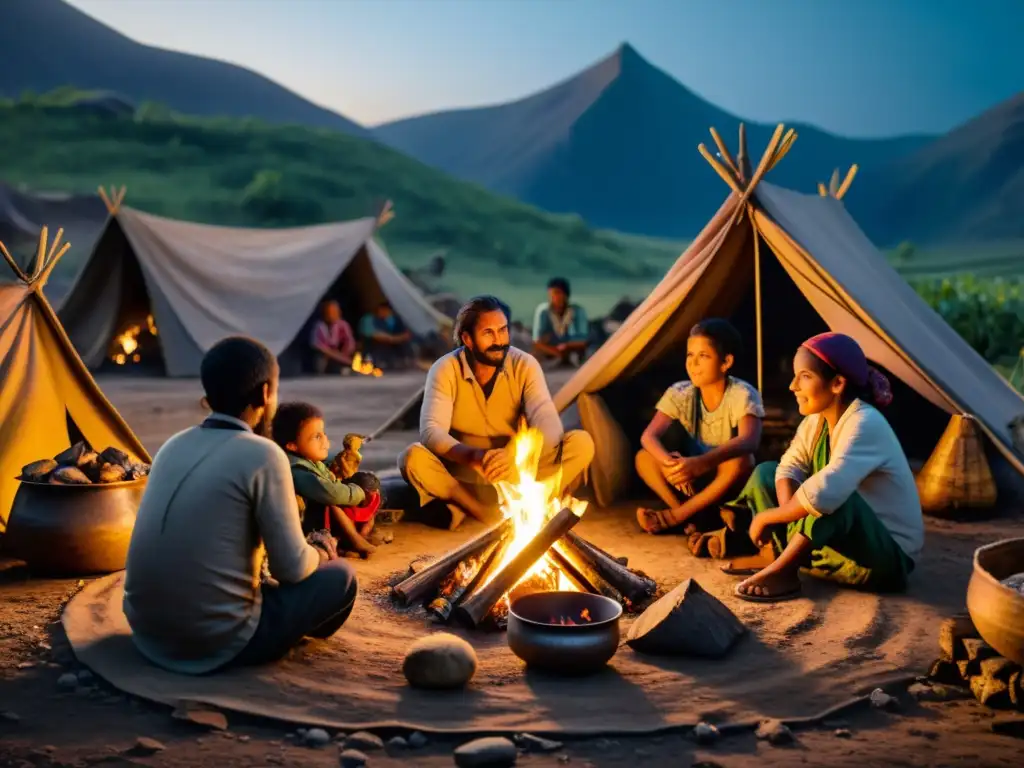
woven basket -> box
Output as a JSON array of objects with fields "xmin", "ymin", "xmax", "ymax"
[{"xmin": 917, "ymin": 414, "xmax": 997, "ymax": 517}]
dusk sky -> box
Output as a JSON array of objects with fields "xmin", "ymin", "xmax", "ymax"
[{"xmin": 67, "ymin": 0, "xmax": 1022, "ymax": 138}]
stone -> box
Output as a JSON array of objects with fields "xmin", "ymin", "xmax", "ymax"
[
  {"xmin": 755, "ymin": 719, "xmax": 794, "ymax": 745},
  {"xmin": 304, "ymin": 728, "xmax": 330, "ymax": 747},
  {"xmin": 340, "ymin": 749, "xmax": 368, "ymax": 767},
  {"xmin": 625, "ymin": 578, "xmax": 745, "ymax": 658},
  {"xmin": 869, "ymin": 688, "xmax": 900, "ymax": 711},
  {"xmin": 297, "ymin": 728, "xmax": 307, "ymax": 738},
  {"xmin": 834, "ymin": 728, "xmax": 852, "ymax": 738},
  {"xmin": 692, "ymin": 722, "xmax": 720, "ymax": 745},
  {"xmin": 57, "ymin": 672, "xmax": 79, "ymax": 690},
  {"xmin": 77, "ymin": 669, "xmax": 95, "ymax": 684},
  {"xmin": 21, "ymin": 458, "xmax": 58, "ymax": 481},
  {"xmin": 128, "ymin": 737, "xmax": 165, "ymax": 755},
  {"xmin": 402, "ymin": 633, "xmax": 478, "ymax": 690},
  {"xmin": 238, "ymin": 735, "xmax": 250, "ymax": 743},
  {"xmin": 171, "ymin": 703, "xmax": 228, "ymax": 730},
  {"xmin": 382, "ymin": 531, "xmax": 394, "ymax": 544},
  {"xmin": 386, "ymin": 736, "xmax": 408, "ymax": 751},
  {"xmin": 51, "ymin": 466, "xmax": 92, "ymax": 485},
  {"xmin": 408, "ymin": 731, "xmax": 429, "ymax": 749},
  {"xmin": 453, "ymin": 737, "xmax": 517, "ymax": 767},
  {"xmin": 938, "ymin": 614, "xmax": 978, "ymax": 660},
  {"xmin": 345, "ymin": 731, "xmax": 384, "ymax": 751},
  {"xmin": 514, "ymin": 733, "xmax": 563, "ymax": 753}
]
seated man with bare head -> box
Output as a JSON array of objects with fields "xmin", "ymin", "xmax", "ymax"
[{"xmin": 399, "ymin": 295, "xmax": 595, "ymax": 530}]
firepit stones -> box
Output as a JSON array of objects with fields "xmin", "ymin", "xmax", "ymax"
[{"xmin": 507, "ymin": 591, "xmax": 622, "ymax": 675}]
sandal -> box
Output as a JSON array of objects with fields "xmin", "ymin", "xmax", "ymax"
[
  {"xmin": 688, "ymin": 530, "xmax": 711, "ymax": 557},
  {"xmin": 637, "ymin": 507, "xmax": 676, "ymax": 534},
  {"xmin": 734, "ymin": 582, "xmax": 802, "ymax": 603}
]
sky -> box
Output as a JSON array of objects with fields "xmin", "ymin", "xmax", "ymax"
[{"xmin": 66, "ymin": 0, "xmax": 1023, "ymax": 138}]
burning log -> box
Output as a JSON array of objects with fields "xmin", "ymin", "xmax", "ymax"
[
  {"xmin": 454, "ymin": 506, "xmax": 583, "ymax": 629},
  {"xmin": 428, "ymin": 527, "xmax": 513, "ymax": 622},
  {"xmin": 563, "ymin": 533, "xmax": 656, "ymax": 605},
  {"xmin": 546, "ymin": 547, "xmax": 599, "ymax": 594},
  {"xmin": 550, "ymin": 539, "xmax": 624, "ymax": 604},
  {"xmin": 391, "ymin": 517, "xmax": 513, "ymax": 606},
  {"xmin": 563, "ymin": 531, "xmax": 628, "ymax": 567}
]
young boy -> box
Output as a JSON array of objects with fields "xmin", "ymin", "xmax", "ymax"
[
  {"xmin": 635, "ymin": 319, "xmax": 764, "ymax": 545},
  {"xmin": 272, "ymin": 402, "xmax": 382, "ymax": 557}
]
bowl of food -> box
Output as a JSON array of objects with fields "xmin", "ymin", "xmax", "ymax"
[
  {"xmin": 966, "ymin": 537, "xmax": 1024, "ymax": 665},
  {"xmin": 507, "ymin": 591, "xmax": 622, "ymax": 675},
  {"xmin": 4, "ymin": 443, "xmax": 151, "ymax": 577}
]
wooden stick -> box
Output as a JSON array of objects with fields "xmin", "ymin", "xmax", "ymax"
[
  {"xmin": 551, "ymin": 539, "xmax": 624, "ymax": 604},
  {"xmin": 836, "ymin": 165, "xmax": 858, "ymax": 199},
  {"xmin": 428, "ymin": 528, "xmax": 512, "ymax": 622},
  {"xmin": 0, "ymin": 239, "xmax": 29, "ymax": 284},
  {"xmin": 391, "ymin": 517, "xmax": 513, "ymax": 606},
  {"xmin": 567, "ymin": 535, "xmax": 656, "ymax": 605},
  {"xmin": 698, "ymin": 145, "xmax": 743, "ymax": 194},
  {"xmin": 545, "ymin": 547, "xmax": 595, "ymax": 593},
  {"xmin": 98, "ymin": 186, "xmax": 114, "ymax": 214},
  {"xmin": 754, "ymin": 228, "xmax": 763, "ymax": 394},
  {"xmin": 829, "ymin": 168, "xmax": 841, "ymax": 197},
  {"xmin": 709, "ymin": 128, "xmax": 739, "ymax": 178},
  {"xmin": 737, "ymin": 123, "xmax": 751, "ymax": 182},
  {"xmin": 818, "ymin": 182, "xmax": 829, "ymax": 197},
  {"xmin": 454, "ymin": 507, "xmax": 583, "ymax": 628},
  {"xmin": 33, "ymin": 226, "xmax": 49, "ymax": 281},
  {"xmin": 769, "ymin": 128, "xmax": 797, "ymax": 171},
  {"xmin": 563, "ymin": 532, "xmax": 628, "ymax": 568}
]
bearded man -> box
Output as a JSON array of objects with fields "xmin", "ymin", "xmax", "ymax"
[
  {"xmin": 399, "ymin": 295, "xmax": 594, "ymax": 530},
  {"xmin": 123, "ymin": 337, "xmax": 357, "ymax": 674}
]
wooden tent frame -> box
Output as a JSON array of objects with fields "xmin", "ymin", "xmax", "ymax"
[
  {"xmin": 817, "ymin": 166, "xmax": 858, "ymax": 200},
  {"xmin": 98, "ymin": 185, "xmax": 127, "ymax": 216},
  {"xmin": 0, "ymin": 224, "xmax": 70, "ymax": 289},
  {"xmin": 697, "ymin": 122, "xmax": 797, "ymax": 394}
]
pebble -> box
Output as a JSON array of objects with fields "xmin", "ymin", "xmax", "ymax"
[
  {"xmin": 454, "ymin": 737, "xmax": 518, "ymax": 767},
  {"xmin": 171, "ymin": 704, "xmax": 228, "ymax": 730},
  {"xmin": 129, "ymin": 737, "xmax": 165, "ymax": 755},
  {"xmin": 334, "ymin": 731, "xmax": 348, "ymax": 742},
  {"xmin": 305, "ymin": 728, "xmax": 331, "ymax": 747},
  {"xmin": 238, "ymin": 735, "xmax": 251, "ymax": 743},
  {"xmin": 297, "ymin": 728, "xmax": 308, "ymax": 738},
  {"xmin": 755, "ymin": 719, "xmax": 794, "ymax": 745},
  {"xmin": 869, "ymin": 688, "xmax": 900, "ymax": 711},
  {"xmin": 834, "ymin": 728, "xmax": 852, "ymax": 739},
  {"xmin": 514, "ymin": 733, "xmax": 563, "ymax": 753},
  {"xmin": 402, "ymin": 633, "xmax": 478, "ymax": 690},
  {"xmin": 77, "ymin": 669, "xmax": 95, "ymax": 684},
  {"xmin": 408, "ymin": 731, "xmax": 429, "ymax": 749},
  {"xmin": 340, "ymin": 749, "xmax": 368, "ymax": 767},
  {"xmin": 693, "ymin": 722, "xmax": 720, "ymax": 745},
  {"xmin": 382, "ymin": 531, "xmax": 394, "ymax": 544},
  {"xmin": 56, "ymin": 672, "xmax": 79, "ymax": 691},
  {"xmin": 386, "ymin": 735, "xmax": 408, "ymax": 751},
  {"xmin": 345, "ymin": 731, "xmax": 384, "ymax": 751}
]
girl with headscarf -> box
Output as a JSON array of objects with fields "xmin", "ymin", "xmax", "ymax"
[{"xmin": 722, "ymin": 333, "xmax": 924, "ymax": 603}]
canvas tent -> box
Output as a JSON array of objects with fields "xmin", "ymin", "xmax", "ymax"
[
  {"xmin": 56, "ymin": 190, "xmax": 451, "ymax": 377},
  {"xmin": 0, "ymin": 227, "xmax": 150, "ymax": 533},
  {"xmin": 547, "ymin": 124, "xmax": 1024, "ymax": 506}
]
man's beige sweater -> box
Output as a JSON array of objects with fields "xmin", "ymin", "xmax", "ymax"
[{"xmin": 123, "ymin": 415, "xmax": 321, "ymax": 674}]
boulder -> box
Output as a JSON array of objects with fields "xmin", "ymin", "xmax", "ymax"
[
  {"xmin": 453, "ymin": 737, "xmax": 517, "ymax": 767},
  {"xmin": 402, "ymin": 633, "xmax": 477, "ymax": 689},
  {"xmin": 625, "ymin": 578, "xmax": 745, "ymax": 657}
]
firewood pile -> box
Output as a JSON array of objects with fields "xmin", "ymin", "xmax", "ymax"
[
  {"xmin": 19, "ymin": 442, "xmax": 151, "ymax": 485},
  {"xmin": 927, "ymin": 613, "xmax": 1024, "ymax": 710},
  {"xmin": 391, "ymin": 508, "xmax": 657, "ymax": 631}
]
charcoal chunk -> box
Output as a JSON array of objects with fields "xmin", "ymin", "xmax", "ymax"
[
  {"xmin": 50, "ymin": 466, "xmax": 92, "ymax": 485},
  {"xmin": 99, "ymin": 447, "xmax": 132, "ymax": 469},
  {"xmin": 20, "ymin": 459, "xmax": 57, "ymax": 482}
]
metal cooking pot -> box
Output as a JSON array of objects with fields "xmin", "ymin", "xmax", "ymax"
[
  {"xmin": 507, "ymin": 591, "xmax": 622, "ymax": 675},
  {"xmin": 3, "ymin": 477, "xmax": 147, "ymax": 577},
  {"xmin": 967, "ymin": 537, "xmax": 1024, "ymax": 666}
]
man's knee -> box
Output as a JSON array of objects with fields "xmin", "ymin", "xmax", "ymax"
[
  {"xmin": 317, "ymin": 558, "xmax": 359, "ymax": 605},
  {"xmin": 398, "ymin": 442, "xmax": 436, "ymax": 479},
  {"xmin": 563, "ymin": 429, "xmax": 595, "ymax": 467}
]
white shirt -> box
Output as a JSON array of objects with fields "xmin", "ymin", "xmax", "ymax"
[
  {"xmin": 655, "ymin": 377, "xmax": 765, "ymax": 450},
  {"xmin": 776, "ymin": 399, "xmax": 924, "ymax": 561}
]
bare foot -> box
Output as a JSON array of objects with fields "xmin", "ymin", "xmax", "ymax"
[
  {"xmin": 720, "ymin": 545, "xmax": 776, "ymax": 574},
  {"xmin": 446, "ymin": 504, "xmax": 467, "ymax": 531},
  {"xmin": 349, "ymin": 536, "xmax": 377, "ymax": 557},
  {"xmin": 637, "ymin": 507, "xmax": 677, "ymax": 534},
  {"xmin": 735, "ymin": 567, "xmax": 801, "ymax": 601}
]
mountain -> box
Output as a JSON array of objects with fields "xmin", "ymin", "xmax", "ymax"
[
  {"xmin": 0, "ymin": 0, "xmax": 367, "ymax": 136},
  {"xmin": 849, "ymin": 91, "xmax": 1024, "ymax": 246},
  {"xmin": 375, "ymin": 44, "xmax": 934, "ymax": 238}
]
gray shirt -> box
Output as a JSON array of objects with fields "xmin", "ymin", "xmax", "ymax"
[{"xmin": 122, "ymin": 414, "xmax": 321, "ymax": 674}]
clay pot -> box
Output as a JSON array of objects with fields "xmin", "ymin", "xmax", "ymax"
[
  {"xmin": 966, "ymin": 537, "xmax": 1024, "ymax": 665},
  {"xmin": 3, "ymin": 477, "xmax": 147, "ymax": 577},
  {"xmin": 507, "ymin": 591, "xmax": 622, "ymax": 675}
]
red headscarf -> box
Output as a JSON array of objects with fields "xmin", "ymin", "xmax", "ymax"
[{"xmin": 800, "ymin": 332, "xmax": 893, "ymax": 407}]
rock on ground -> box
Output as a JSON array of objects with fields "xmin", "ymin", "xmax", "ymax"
[
  {"xmin": 402, "ymin": 632, "xmax": 478, "ymax": 690},
  {"xmin": 514, "ymin": 733, "xmax": 562, "ymax": 753},
  {"xmin": 345, "ymin": 731, "xmax": 384, "ymax": 751},
  {"xmin": 408, "ymin": 731, "xmax": 429, "ymax": 749},
  {"xmin": 454, "ymin": 736, "xmax": 518, "ymax": 767},
  {"xmin": 693, "ymin": 722, "xmax": 720, "ymax": 744},
  {"xmin": 755, "ymin": 719, "xmax": 794, "ymax": 745},
  {"xmin": 304, "ymin": 727, "xmax": 330, "ymax": 747},
  {"xmin": 340, "ymin": 748, "xmax": 369, "ymax": 767}
]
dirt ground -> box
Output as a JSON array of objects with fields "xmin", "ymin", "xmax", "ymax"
[{"xmin": 2, "ymin": 372, "xmax": 1023, "ymax": 765}]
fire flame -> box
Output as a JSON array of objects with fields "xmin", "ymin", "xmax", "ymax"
[
  {"xmin": 111, "ymin": 315, "xmax": 158, "ymax": 366},
  {"xmin": 351, "ymin": 352, "xmax": 383, "ymax": 378},
  {"xmin": 480, "ymin": 425, "xmax": 588, "ymax": 608}
]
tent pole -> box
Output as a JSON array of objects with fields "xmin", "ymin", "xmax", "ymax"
[{"xmin": 753, "ymin": 221, "xmax": 763, "ymax": 394}]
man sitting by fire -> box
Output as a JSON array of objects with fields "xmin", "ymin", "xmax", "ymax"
[
  {"xmin": 310, "ymin": 299, "xmax": 356, "ymax": 374},
  {"xmin": 532, "ymin": 277, "xmax": 590, "ymax": 367},
  {"xmin": 122, "ymin": 337, "xmax": 358, "ymax": 673},
  {"xmin": 399, "ymin": 295, "xmax": 595, "ymax": 530},
  {"xmin": 358, "ymin": 301, "xmax": 415, "ymax": 370}
]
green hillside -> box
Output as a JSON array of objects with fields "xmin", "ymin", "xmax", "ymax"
[{"xmin": 0, "ymin": 95, "xmax": 682, "ymax": 289}]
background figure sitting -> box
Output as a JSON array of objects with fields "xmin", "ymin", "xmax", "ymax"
[
  {"xmin": 358, "ymin": 302, "xmax": 414, "ymax": 370},
  {"xmin": 310, "ymin": 299, "xmax": 355, "ymax": 374},
  {"xmin": 532, "ymin": 276, "xmax": 589, "ymax": 367}
]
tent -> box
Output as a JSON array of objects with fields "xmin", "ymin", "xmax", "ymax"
[
  {"xmin": 0, "ymin": 227, "xmax": 150, "ymax": 533},
  {"xmin": 56, "ymin": 189, "xmax": 451, "ymax": 377},
  {"xmin": 549, "ymin": 124, "xmax": 1024, "ymax": 505}
]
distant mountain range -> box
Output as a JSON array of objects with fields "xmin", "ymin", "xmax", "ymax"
[
  {"xmin": 2, "ymin": 2, "xmax": 1021, "ymax": 247},
  {"xmin": 374, "ymin": 45, "xmax": 936, "ymax": 240},
  {"xmin": 0, "ymin": 0, "xmax": 368, "ymax": 136}
]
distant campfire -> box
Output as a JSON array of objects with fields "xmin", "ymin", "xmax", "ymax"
[
  {"xmin": 351, "ymin": 352, "xmax": 383, "ymax": 377},
  {"xmin": 109, "ymin": 314, "xmax": 158, "ymax": 366}
]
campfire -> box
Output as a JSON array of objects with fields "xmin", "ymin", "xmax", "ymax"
[
  {"xmin": 392, "ymin": 426, "xmax": 656, "ymax": 630},
  {"xmin": 351, "ymin": 352, "xmax": 383, "ymax": 377},
  {"xmin": 110, "ymin": 315, "xmax": 158, "ymax": 366}
]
